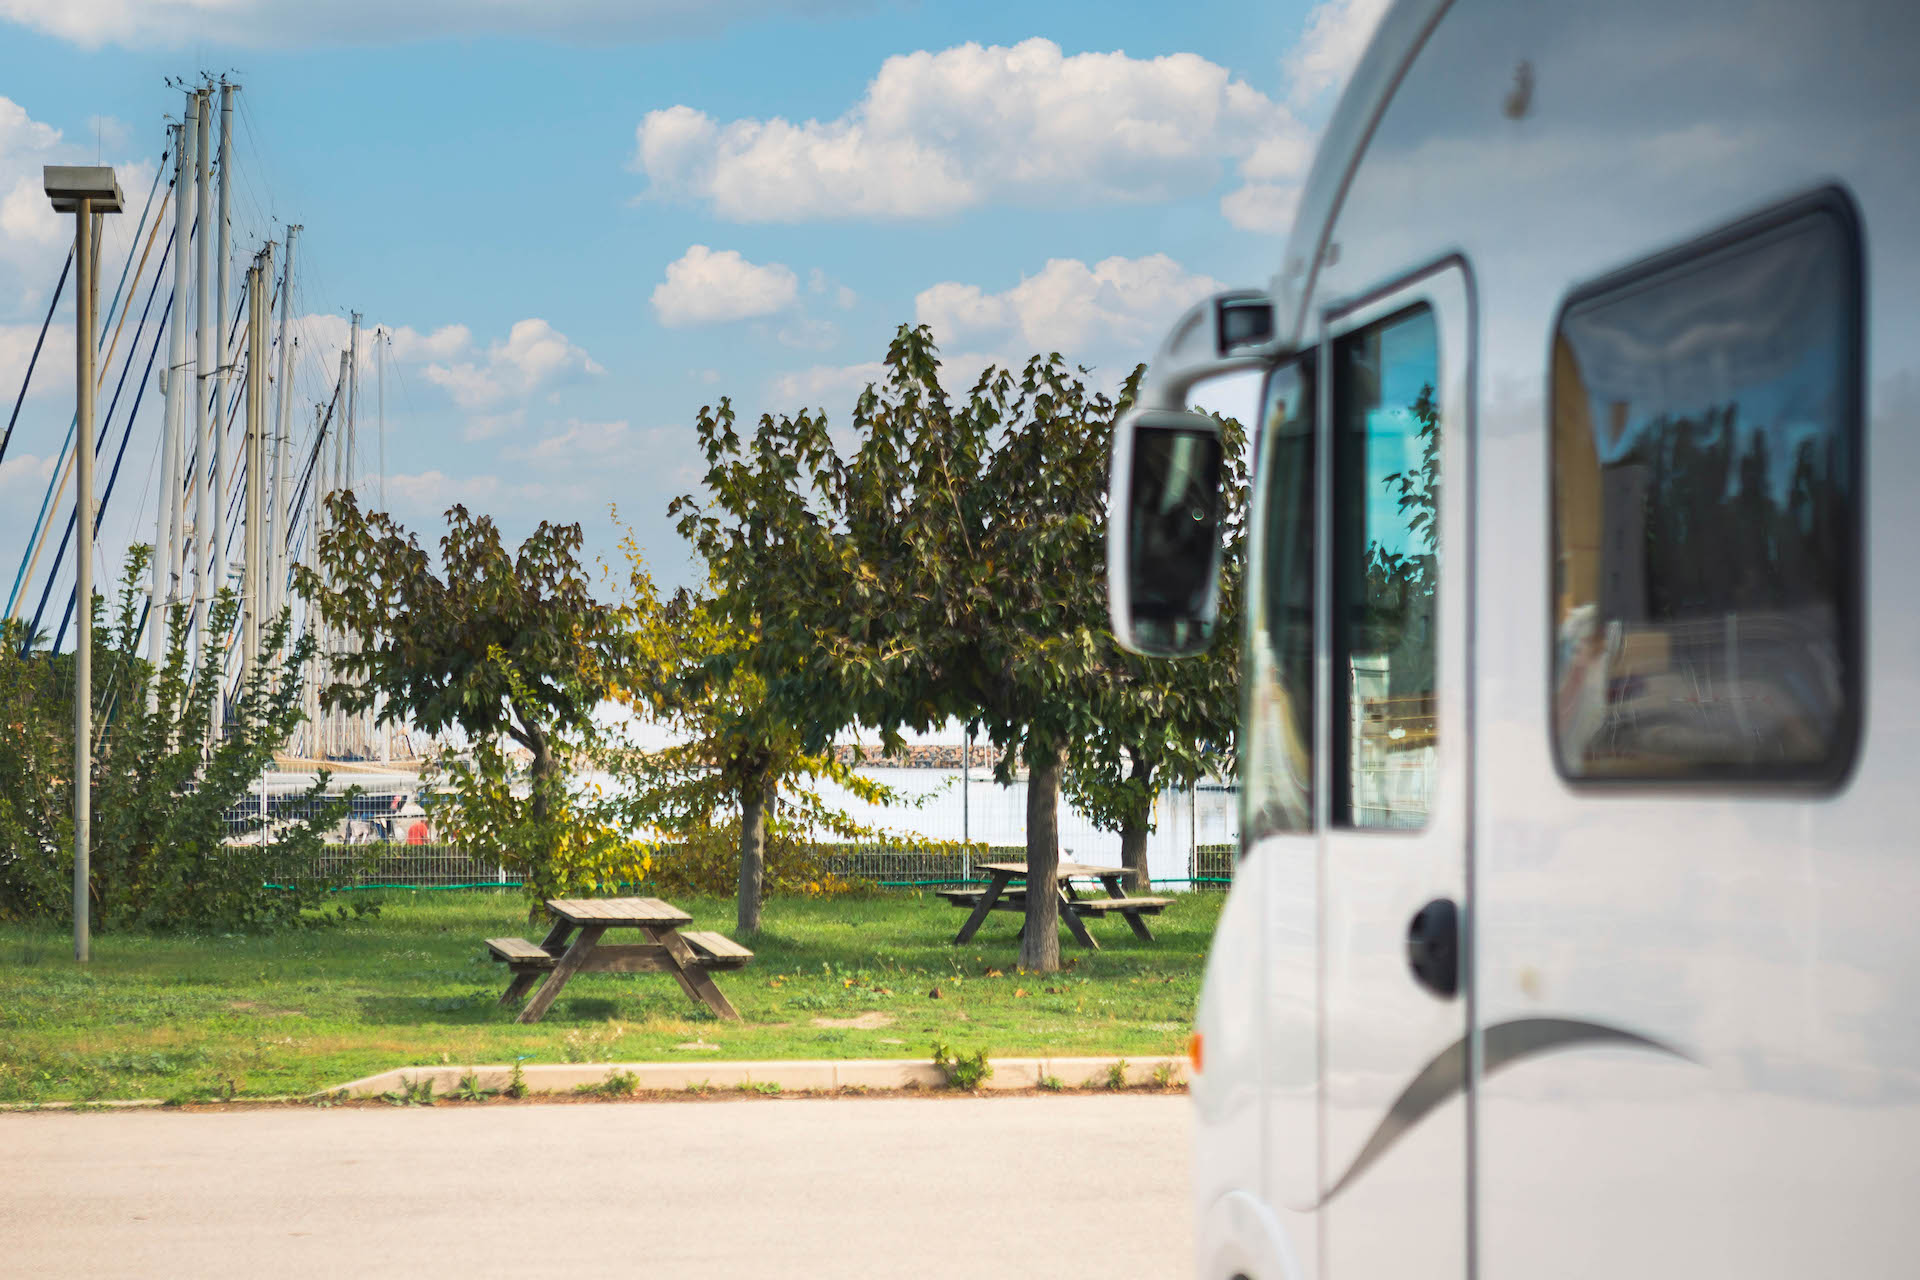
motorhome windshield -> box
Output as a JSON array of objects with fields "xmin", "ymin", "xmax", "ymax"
[{"xmin": 1244, "ymin": 359, "xmax": 1316, "ymax": 840}]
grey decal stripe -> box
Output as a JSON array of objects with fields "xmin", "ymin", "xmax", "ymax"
[{"xmin": 1317, "ymin": 1017, "xmax": 1688, "ymax": 1205}]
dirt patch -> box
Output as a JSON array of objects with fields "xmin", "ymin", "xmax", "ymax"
[
  {"xmin": 227, "ymin": 1002, "xmax": 300, "ymax": 1017},
  {"xmin": 673, "ymin": 1041, "xmax": 722, "ymax": 1052},
  {"xmin": 809, "ymin": 1012, "xmax": 894, "ymax": 1030}
]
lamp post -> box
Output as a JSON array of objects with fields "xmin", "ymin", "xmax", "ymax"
[{"xmin": 44, "ymin": 165, "xmax": 123, "ymax": 965}]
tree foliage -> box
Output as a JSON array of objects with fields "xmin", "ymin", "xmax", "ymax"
[
  {"xmin": 643, "ymin": 409, "xmax": 906, "ymax": 931},
  {"xmin": 297, "ymin": 497, "xmax": 646, "ymax": 907},
  {"xmin": 765, "ymin": 325, "xmax": 1138, "ymax": 972},
  {"xmin": 1066, "ymin": 408, "xmax": 1249, "ymax": 892}
]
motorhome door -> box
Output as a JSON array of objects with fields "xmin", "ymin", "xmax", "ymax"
[{"xmin": 1315, "ymin": 261, "xmax": 1473, "ymax": 1276}]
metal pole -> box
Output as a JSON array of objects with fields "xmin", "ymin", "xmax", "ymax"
[
  {"xmin": 377, "ymin": 328, "xmax": 386, "ymax": 513},
  {"xmin": 961, "ymin": 726, "xmax": 971, "ymax": 882},
  {"xmin": 331, "ymin": 348, "xmax": 350, "ymax": 757},
  {"xmin": 345, "ymin": 315, "xmax": 361, "ymax": 759},
  {"xmin": 306, "ymin": 401, "xmax": 323, "ymax": 756},
  {"xmin": 191, "ymin": 89, "xmax": 213, "ymax": 695},
  {"xmin": 73, "ymin": 198, "xmax": 95, "ymax": 964},
  {"xmin": 149, "ymin": 120, "xmax": 189, "ymax": 689},
  {"xmin": 346, "ymin": 313, "xmax": 359, "ymax": 498},
  {"xmin": 377, "ymin": 329, "xmax": 388, "ymax": 764},
  {"xmin": 169, "ymin": 99, "xmax": 197, "ymax": 622},
  {"xmin": 272, "ymin": 225, "xmax": 298, "ymax": 622},
  {"xmin": 242, "ymin": 253, "xmax": 265, "ymax": 677},
  {"xmin": 213, "ymin": 82, "xmax": 234, "ymax": 608}
]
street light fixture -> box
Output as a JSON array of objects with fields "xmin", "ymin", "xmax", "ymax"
[{"xmin": 44, "ymin": 165, "xmax": 123, "ymax": 965}]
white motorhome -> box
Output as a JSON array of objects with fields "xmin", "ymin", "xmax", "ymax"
[{"xmin": 1106, "ymin": 2, "xmax": 1919, "ymax": 1276}]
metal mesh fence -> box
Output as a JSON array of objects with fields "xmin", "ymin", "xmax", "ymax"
[{"xmin": 233, "ymin": 767, "xmax": 1243, "ymax": 890}]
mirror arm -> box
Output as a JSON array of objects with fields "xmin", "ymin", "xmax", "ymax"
[{"xmin": 1134, "ymin": 288, "xmax": 1281, "ymax": 412}]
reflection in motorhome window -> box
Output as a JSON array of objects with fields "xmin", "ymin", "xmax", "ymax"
[
  {"xmin": 1552, "ymin": 202, "xmax": 1859, "ymax": 781},
  {"xmin": 1335, "ymin": 307, "xmax": 1440, "ymax": 829},
  {"xmin": 1246, "ymin": 359, "xmax": 1315, "ymax": 839}
]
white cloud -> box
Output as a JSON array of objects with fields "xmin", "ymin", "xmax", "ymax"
[
  {"xmin": 423, "ymin": 318, "xmax": 602, "ymax": 410},
  {"xmin": 915, "ymin": 254, "xmax": 1223, "ymax": 358},
  {"xmin": 383, "ymin": 467, "xmax": 591, "ymax": 516},
  {"xmin": 776, "ymin": 315, "xmax": 839, "ymax": 351},
  {"xmin": 633, "ymin": 38, "xmax": 1311, "ymax": 226},
  {"xmin": 503, "ymin": 417, "xmax": 641, "ymax": 464},
  {"xmin": 0, "ymin": 449, "xmax": 55, "ymax": 492},
  {"xmin": 0, "ymin": 96, "xmax": 155, "ymax": 313},
  {"xmin": 1284, "ymin": 0, "xmax": 1391, "ymax": 107},
  {"xmin": 808, "ymin": 268, "xmax": 857, "ymax": 310},
  {"xmin": 290, "ymin": 313, "xmax": 594, "ymax": 413},
  {"xmin": 651, "ymin": 244, "xmax": 798, "ymax": 327},
  {"xmin": 1220, "ymin": 182, "xmax": 1302, "ymax": 233},
  {"xmin": 0, "ymin": 0, "xmax": 869, "ymax": 49},
  {"xmin": 460, "ymin": 409, "xmax": 524, "ymax": 444},
  {"xmin": 769, "ymin": 361, "xmax": 886, "ymax": 407},
  {"xmin": 0, "ymin": 319, "xmax": 72, "ymax": 400},
  {"xmin": 294, "ymin": 313, "xmax": 471, "ymax": 374},
  {"xmin": 387, "ymin": 323, "xmax": 470, "ymax": 362}
]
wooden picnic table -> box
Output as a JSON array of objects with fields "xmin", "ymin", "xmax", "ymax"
[
  {"xmin": 941, "ymin": 860, "xmax": 1172, "ymax": 950},
  {"xmin": 487, "ymin": 897, "xmax": 753, "ymax": 1025}
]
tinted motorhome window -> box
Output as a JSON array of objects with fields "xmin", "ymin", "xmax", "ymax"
[
  {"xmin": 1552, "ymin": 202, "xmax": 1860, "ymax": 782},
  {"xmin": 1335, "ymin": 307, "xmax": 1440, "ymax": 829},
  {"xmin": 1245, "ymin": 359, "xmax": 1315, "ymax": 839}
]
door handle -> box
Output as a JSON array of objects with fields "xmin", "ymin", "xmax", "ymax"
[{"xmin": 1406, "ymin": 898, "xmax": 1460, "ymax": 999}]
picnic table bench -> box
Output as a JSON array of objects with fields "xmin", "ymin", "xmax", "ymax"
[
  {"xmin": 944, "ymin": 861, "xmax": 1172, "ymax": 949},
  {"xmin": 487, "ymin": 896, "xmax": 753, "ymax": 1024}
]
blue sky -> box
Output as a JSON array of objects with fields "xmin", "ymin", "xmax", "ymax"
[{"xmin": 0, "ymin": 0, "xmax": 1385, "ymax": 616}]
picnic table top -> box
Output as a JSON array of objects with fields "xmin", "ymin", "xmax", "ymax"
[
  {"xmin": 545, "ymin": 896, "xmax": 693, "ymax": 928},
  {"xmin": 974, "ymin": 860, "xmax": 1129, "ymax": 880}
]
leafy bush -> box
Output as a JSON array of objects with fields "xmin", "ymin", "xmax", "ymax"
[
  {"xmin": 0, "ymin": 548, "xmax": 351, "ymax": 931},
  {"xmin": 932, "ymin": 1041, "xmax": 993, "ymax": 1091}
]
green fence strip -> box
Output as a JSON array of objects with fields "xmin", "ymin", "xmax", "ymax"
[{"xmin": 264, "ymin": 875, "xmax": 1234, "ymax": 893}]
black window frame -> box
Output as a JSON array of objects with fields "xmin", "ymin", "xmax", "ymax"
[{"xmin": 1546, "ymin": 185, "xmax": 1866, "ymax": 791}]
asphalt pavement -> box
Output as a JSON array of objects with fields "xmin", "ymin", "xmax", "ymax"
[{"xmin": 5, "ymin": 1093, "xmax": 1191, "ymax": 1279}]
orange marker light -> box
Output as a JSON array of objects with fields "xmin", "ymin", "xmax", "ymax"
[{"xmin": 1188, "ymin": 1031, "xmax": 1204, "ymax": 1074}]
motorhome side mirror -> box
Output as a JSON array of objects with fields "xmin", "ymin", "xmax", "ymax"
[{"xmin": 1108, "ymin": 408, "xmax": 1226, "ymax": 657}]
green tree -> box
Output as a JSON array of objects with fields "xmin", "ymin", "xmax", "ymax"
[
  {"xmin": 660, "ymin": 406, "xmax": 890, "ymax": 934},
  {"xmin": 1067, "ymin": 410, "xmax": 1249, "ymax": 893},
  {"xmin": 600, "ymin": 527, "xmax": 908, "ymax": 915},
  {"xmin": 781, "ymin": 325, "xmax": 1132, "ymax": 973},
  {"xmin": 296, "ymin": 497, "xmax": 645, "ymax": 908}
]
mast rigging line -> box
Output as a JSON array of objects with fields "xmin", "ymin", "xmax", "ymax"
[
  {"xmin": 53, "ymin": 285, "xmax": 176, "ymax": 654},
  {"xmin": 30, "ymin": 224, "xmax": 176, "ymax": 647},
  {"xmin": 5, "ymin": 174, "xmax": 171, "ymax": 621},
  {"xmin": 0, "ymin": 247, "xmax": 73, "ymax": 474}
]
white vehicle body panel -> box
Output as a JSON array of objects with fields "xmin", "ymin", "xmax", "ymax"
[{"xmin": 1182, "ymin": 0, "xmax": 1920, "ymax": 1275}]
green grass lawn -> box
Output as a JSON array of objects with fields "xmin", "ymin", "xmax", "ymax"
[{"xmin": 0, "ymin": 888, "xmax": 1221, "ymax": 1104}]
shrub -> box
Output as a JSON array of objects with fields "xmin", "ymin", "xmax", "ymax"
[
  {"xmin": 932, "ymin": 1041, "xmax": 993, "ymax": 1091},
  {"xmin": 0, "ymin": 549, "xmax": 352, "ymax": 932}
]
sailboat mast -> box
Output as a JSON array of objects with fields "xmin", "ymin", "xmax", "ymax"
[
  {"xmin": 242, "ymin": 250, "xmax": 266, "ymax": 676},
  {"xmin": 191, "ymin": 87, "xmax": 213, "ymax": 683},
  {"xmin": 148, "ymin": 115, "xmax": 190, "ymax": 688},
  {"xmin": 272, "ymin": 225, "xmax": 298, "ymax": 622},
  {"xmin": 213, "ymin": 81, "xmax": 235, "ymax": 608}
]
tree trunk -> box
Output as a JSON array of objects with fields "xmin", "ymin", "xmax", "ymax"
[
  {"xmin": 736, "ymin": 767, "xmax": 770, "ymax": 937},
  {"xmin": 1120, "ymin": 756, "xmax": 1155, "ymax": 895},
  {"xmin": 1018, "ymin": 738, "xmax": 1065, "ymax": 974},
  {"xmin": 526, "ymin": 729, "xmax": 555, "ymax": 924}
]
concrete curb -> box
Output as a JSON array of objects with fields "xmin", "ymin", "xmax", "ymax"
[{"xmin": 325, "ymin": 1056, "xmax": 1188, "ymax": 1099}]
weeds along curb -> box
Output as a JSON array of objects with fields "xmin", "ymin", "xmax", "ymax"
[
  {"xmin": 324, "ymin": 1056, "xmax": 1189, "ymax": 1101},
  {"xmin": 0, "ymin": 1059, "xmax": 1189, "ymax": 1111}
]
